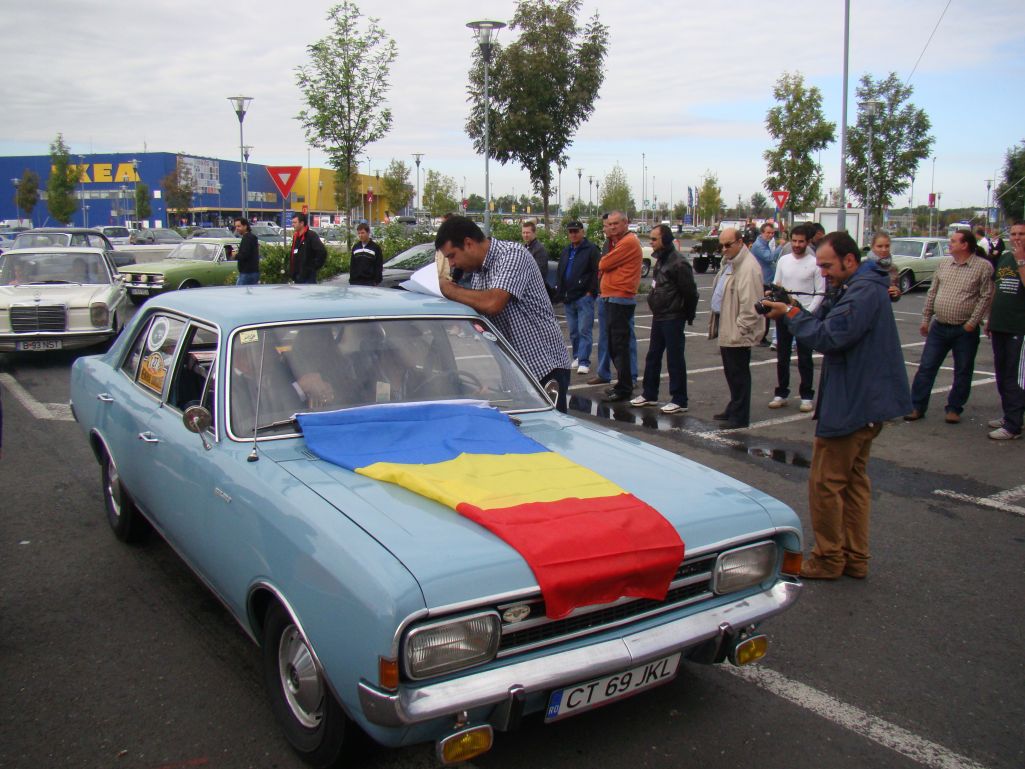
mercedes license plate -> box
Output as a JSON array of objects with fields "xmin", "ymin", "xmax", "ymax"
[
  {"xmin": 129, "ymin": 288, "xmax": 149, "ymax": 296},
  {"xmin": 545, "ymin": 652, "xmax": 681, "ymax": 722},
  {"xmin": 16, "ymin": 339, "xmax": 62, "ymax": 351}
]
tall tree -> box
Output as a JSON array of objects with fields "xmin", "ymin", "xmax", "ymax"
[
  {"xmin": 465, "ymin": 0, "xmax": 609, "ymax": 226},
  {"xmin": 750, "ymin": 192, "xmax": 768, "ymax": 216},
  {"xmin": 763, "ymin": 72, "xmax": 835, "ymax": 214},
  {"xmin": 466, "ymin": 193, "xmax": 486, "ymax": 213},
  {"xmin": 16, "ymin": 169, "xmax": 40, "ymax": 223},
  {"xmin": 161, "ymin": 159, "xmax": 195, "ymax": 226},
  {"xmin": 995, "ymin": 139, "xmax": 1025, "ymax": 223},
  {"xmin": 47, "ymin": 133, "xmax": 79, "ymax": 225},
  {"xmin": 422, "ymin": 170, "xmax": 458, "ymax": 216},
  {"xmin": 844, "ymin": 72, "xmax": 934, "ymax": 229},
  {"xmin": 135, "ymin": 182, "xmax": 152, "ymax": 222},
  {"xmin": 296, "ymin": 1, "xmax": 397, "ymax": 246},
  {"xmin": 599, "ymin": 164, "xmax": 634, "ymax": 216},
  {"xmin": 696, "ymin": 173, "xmax": 723, "ymax": 225},
  {"xmin": 381, "ymin": 158, "xmax": 413, "ymax": 216}
]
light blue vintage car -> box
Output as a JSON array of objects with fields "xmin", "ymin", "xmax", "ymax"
[{"xmin": 70, "ymin": 284, "xmax": 803, "ymax": 767}]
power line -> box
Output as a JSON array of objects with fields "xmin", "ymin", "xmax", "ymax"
[{"xmin": 904, "ymin": 0, "xmax": 953, "ymax": 86}]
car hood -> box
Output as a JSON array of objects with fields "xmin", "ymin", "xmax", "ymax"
[
  {"xmin": 275, "ymin": 414, "xmax": 785, "ymax": 609},
  {"xmin": 0, "ymin": 283, "xmax": 112, "ymax": 305},
  {"xmin": 119, "ymin": 259, "xmax": 207, "ymax": 274}
]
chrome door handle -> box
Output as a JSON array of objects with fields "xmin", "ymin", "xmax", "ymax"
[
  {"xmin": 138, "ymin": 432, "xmax": 160, "ymax": 443},
  {"xmin": 97, "ymin": 393, "xmax": 114, "ymax": 403}
]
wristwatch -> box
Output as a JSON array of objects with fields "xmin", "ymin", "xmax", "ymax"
[{"xmin": 1016, "ymin": 259, "xmax": 1025, "ymax": 267}]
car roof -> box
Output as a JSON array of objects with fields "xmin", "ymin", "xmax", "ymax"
[
  {"xmin": 25, "ymin": 227, "xmax": 106, "ymax": 234},
  {"xmin": 891, "ymin": 237, "xmax": 941, "ymax": 242},
  {"xmin": 1, "ymin": 246, "xmax": 106, "ymax": 256},
  {"xmin": 140, "ymin": 284, "xmax": 477, "ymax": 329}
]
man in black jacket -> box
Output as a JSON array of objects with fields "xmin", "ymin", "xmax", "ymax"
[
  {"xmin": 555, "ymin": 221, "xmax": 601, "ymax": 375},
  {"xmin": 631, "ymin": 224, "xmax": 698, "ymax": 413},
  {"xmin": 233, "ymin": 217, "xmax": 261, "ymax": 285},
  {"xmin": 289, "ymin": 213, "xmax": 327, "ymax": 284},
  {"xmin": 349, "ymin": 223, "xmax": 384, "ymax": 286}
]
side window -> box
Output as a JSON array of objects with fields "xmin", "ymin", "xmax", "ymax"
[
  {"xmin": 167, "ymin": 324, "xmax": 219, "ymax": 422},
  {"xmin": 71, "ymin": 234, "xmax": 89, "ymax": 247},
  {"xmin": 87, "ymin": 234, "xmax": 106, "ymax": 249},
  {"xmin": 135, "ymin": 316, "xmax": 187, "ymax": 396},
  {"xmin": 121, "ymin": 317, "xmax": 153, "ymax": 380},
  {"xmin": 925, "ymin": 243, "xmax": 937, "ymax": 257}
]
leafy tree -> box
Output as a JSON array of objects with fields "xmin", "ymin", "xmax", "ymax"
[
  {"xmin": 422, "ymin": 170, "xmax": 458, "ymax": 216},
  {"xmin": 763, "ymin": 72, "xmax": 835, "ymax": 214},
  {"xmin": 844, "ymin": 72, "xmax": 934, "ymax": 229},
  {"xmin": 696, "ymin": 173, "xmax": 722, "ymax": 224},
  {"xmin": 381, "ymin": 158, "xmax": 413, "ymax": 215},
  {"xmin": 16, "ymin": 169, "xmax": 40, "ymax": 223},
  {"xmin": 465, "ymin": 0, "xmax": 609, "ymax": 225},
  {"xmin": 750, "ymin": 192, "xmax": 768, "ymax": 216},
  {"xmin": 47, "ymin": 133, "xmax": 79, "ymax": 224},
  {"xmin": 296, "ymin": 1, "xmax": 397, "ymax": 246},
  {"xmin": 161, "ymin": 159, "xmax": 195, "ymax": 225},
  {"xmin": 135, "ymin": 182, "xmax": 152, "ymax": 222},
  {"xmin": 995, "ymin": 139, "xmax": 1025, "ymax": 223},
  {"xmin": 331, "ymin": 160, "xmax": 362, "ymax": 218},
  {"xmin": 599, "ymin": 165, "xmax": 634, "ymax": 216},
  {"xmin": 466, "ymin": 193, "xmax": 486, "ymax": 213},
  {"xmin": 672, "ymin": 202, "xmax": 687, "ymax": 221}
]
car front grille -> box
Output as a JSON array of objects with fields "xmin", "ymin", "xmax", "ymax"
[{"xmin": 10, "ymin": 305, "xmax": 67, "ymax": 333}]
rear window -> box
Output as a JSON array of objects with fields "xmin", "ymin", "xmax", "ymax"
[{"xmin": 103, "ymin": 227, "xmax": 130, "ymax": 238}]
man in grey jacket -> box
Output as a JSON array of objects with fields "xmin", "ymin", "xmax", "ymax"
[{"xmin": 762, "ymin": 232, "xmax": 911, "ymax": 580}]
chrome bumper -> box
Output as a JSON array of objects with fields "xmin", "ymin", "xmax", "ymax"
[{"xmin": 358, "ymin": 580, "xmax": 801, "ymax": 727}]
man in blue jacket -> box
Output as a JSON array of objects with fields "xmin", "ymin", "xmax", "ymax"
[
  {"xmin": 555, "ymin": 221, "xmax": 601, "ymax": 375},
  {"xmin": 762, "ymin": 231, "xmax": 911, "ymax": 580}
]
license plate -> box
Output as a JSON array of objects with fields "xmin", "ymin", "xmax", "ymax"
[
  {"xmin": 129, "ymin": 288, "xmax": 149, "ymax": 296},
  {"xmin": 545, "ymin": 653, "xmax": 681, "ymax": 722},
  {"xmin": 16, "ymin": 339, "xmax": 62, "ymax": 351}
]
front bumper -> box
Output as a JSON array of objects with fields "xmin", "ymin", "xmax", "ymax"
[{"xmin": 358, "ymin": 579, "xmax": 800, "ymax": 728}]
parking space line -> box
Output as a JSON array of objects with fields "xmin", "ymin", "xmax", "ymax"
[
  {"xmin": 932, "ymin": 489, "xmax": 1025, "ymax": 518},
  {"xmin": 725, "ymin": 665, "xmax": 993, "ymax": 769},
  {"xmin": 0, "ymin": 373, "xmax": 75, "ymax": 422}
]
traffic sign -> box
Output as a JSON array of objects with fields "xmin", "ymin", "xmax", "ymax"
[
  {"xmin": 367, "ymin": 188, "xmax": 374, "ymax": 203},
  {"xmin": 266, "ymin": 166, "xmax": 303, "ymax": 198},
  {"xmin": 772, "ymin": 190, "xmax": 790, "ymax": 209}
]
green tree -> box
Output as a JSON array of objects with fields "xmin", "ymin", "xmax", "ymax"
[
  {"xmin": 465, "ymin": 0, "xmax": 609, "ymax": 225},
  {"xmin": 672, "ymin": 201, "xmax": 687, "ymax": 221},
  {"xmin": 599, "ymin": 164, "xmax": 634, "ymax": 216},
  {"xmin": 750, "ymin": 192, "xmax": 768, "ymax": 216},
  {"xmin": 161, "ymin": 158, "xmax": 195, "ymax": 226},
  {"xmin": 47, "ymin": 133, "xmax": 79, "ymax": 225},
  {"xmin": 995, "ymin": 139, "xmax": 1025, "ymax": 223},
  {"xmin": 295, "ymin": 1, "xmax": 397, "ymax": 246},
  {"xmin": 422, "ymin": 170, "xmax": 458, "ymax": 216},
  {"xmin": 763, "ymin": 71, "xmax": 835, "ymax": 214},
  {"xmin": 16, "ymin": 169, "xmax": 40, "ymax": 223},
  {"xmin": 331, "ymin": 160, "xmax": 361, "ymax": 217},
  {"xmin": 135, "ymin": 182, "xmax": 152, "ymax": 222},
  {"xmin": 466, "ymin": 193, "xmax": 486, "ymax": 213},
  {"xmin": 844, "ymin": 72, "xmax": 934, "ymax": 229},
  {"xmin": 696, "ymin": 172, "xmax": 722, "ymax": 225},
  {"xmin": 381, "ymin": 158, "xmax": 413, "ymax": 215}
]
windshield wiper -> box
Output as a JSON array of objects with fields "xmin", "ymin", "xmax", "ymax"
[
  {"xmin": 29, "ymin": 280, "xmax": 78, "ymax": 285},
  {"xmin": 254, "ymin": 415, "xmax": 301, "ymax": 434}
]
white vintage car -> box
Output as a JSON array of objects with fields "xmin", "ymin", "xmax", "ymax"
[{"xmin": 0, "ymin": 247, "xmax": 129, "ymax": 352}]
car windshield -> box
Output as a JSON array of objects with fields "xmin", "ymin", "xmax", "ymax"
[
  {"xmin": 890, "ymin": 240, "xmax": 928, "ymax": 257},
  {"xmin": 103, "ymin": 227, "xmax": 130, "ymax": 238},
  {"xmin": 384, "ymin": 243, "xmax": 436, "ymax": 271},
  {"xmin": 13, "ymin": 233, "xmax": 71, "ymax": 249},
  {"xmin": 228, "ymin": 317, "xmax": 551, "ymax": 438},
  {"xmin": 1, "ymin": 251, "xmax": 110, "ymax": 285},
  {"xmin": 152, "ymin": 230, "xmax": 184, "ymax": 243},
  {"xmin": 166, "ymin": 243, "xmax": 219, "ymax": 261}
]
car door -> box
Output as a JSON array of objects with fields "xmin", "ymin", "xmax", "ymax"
[
  {"xmin": 920, "ymin": 240, "xmax": 945, "ymax": 282},
  {"xmin": 211, "ymin": 248, "xmax": 239, "ymax": 285}
]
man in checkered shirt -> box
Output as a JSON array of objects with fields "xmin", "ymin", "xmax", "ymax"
[{"xmin": 436, "ymin": 216, "xmax": 572, "ymax": 411}]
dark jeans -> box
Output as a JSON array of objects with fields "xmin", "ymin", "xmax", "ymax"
[
  {"xmin": 991, "ymin": 330, "xmax": 1025, "ymax": 434},
  {"xmin": 774, "ymin": 318, "xmax": 815, "ymax": 399},
  {"xmin": 606, "ymin": 301, "xmax": 636, "ymax": 397},
  {"xmin": 236, "ymin": 271, "xmax": 260, "ymax": 286},
  {"xmin": 910, "ymin": 321, "xmax": 980, "ymax": 415},
  {"xmin": 540, "ymin": 367, "xmax": 571, "ymax": 413},
  {"xmin": 642, "ymin": 318, "xmax": 688, "ymax": 406},
  {"xmin": 719, "ymin": 346, "xmax": 752, "ymax": 426}
]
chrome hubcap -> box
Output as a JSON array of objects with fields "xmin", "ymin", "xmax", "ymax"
[
  {"xmin": 278, "ymin": 625, "xmax": 323, "ymax": 728},
  {"xmin": 106, "ymin": 458, "xmax": 122, "ymax": 519}
]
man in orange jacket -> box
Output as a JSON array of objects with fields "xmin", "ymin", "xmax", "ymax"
[{"xmin": 599, "ymin": 211, "xmax": 643, "ymax": 401}]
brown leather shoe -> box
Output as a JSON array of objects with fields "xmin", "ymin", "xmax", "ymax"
[
  {"xmin": 903, "ymin": 409, "xmax": 923, "ymax": 421},
  {"xmin": 799, "ymin": 558, "xmax": 842, "ymax": 580},
  {"xmin": 843, "ymin": 564, "xmax": 868, "ymax": 579},
  {"xmin": 586, "ymin": 375, "xmax": 610, "ymax": 385},
  {"xmin": 944, "ymin": 411, "xmax": 960, "ymax": 424}
]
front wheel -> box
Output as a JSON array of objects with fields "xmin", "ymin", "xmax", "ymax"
[
  {"xmin": 899, "ymin": 271, "xmax": 914, "ymax": 294},
  {"xmin": 640, "ymin": 260, "xmax": 651, "ymax": 278},
  {"xmin": 263, "ymin": 603, "xmax": 350, "ymax": 768},
  {"xmin": 101, "ymin": 451, "xmax": 150, "ymax": 543}
]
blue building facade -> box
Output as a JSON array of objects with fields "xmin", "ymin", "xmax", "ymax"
[{"xmin": 1, "ymin": 151, "xmax": 289, "ymax": 228}]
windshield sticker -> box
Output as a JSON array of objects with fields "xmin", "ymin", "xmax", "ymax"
[
  {"xmin": 472, "ymin": 321, "xmax": 486, "ymax": 334},
  {"xmin": 146, "ymin": 317, "xmax": 171, "ymax": 351},
  {"xmin": 482, "ymin": 331, "xmax": 498, "ymax": 342},
  {"xmin": 138, "ymin": 352, "xmax": 167, "ymax": 393},
  {"xmin": 239, "ymin": 330, "xmax": 259, "ymax": 345}
]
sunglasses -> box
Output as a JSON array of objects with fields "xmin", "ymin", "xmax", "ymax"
[{"xmin": 720, "ymin": 240, "xmax": 739, "ymax": 249}]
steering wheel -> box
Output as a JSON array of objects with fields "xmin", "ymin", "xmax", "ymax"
[{"xmin": 408, "ymin": 369, "xmax": 483, "ymax": 399}]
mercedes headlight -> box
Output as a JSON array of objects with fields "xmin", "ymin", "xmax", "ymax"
[
  {"xmin": 713, "ymin": 542, "xmax": 777, "ymax": 595},
  {"xmin": 90, "ymin": 303, "xmax": 110, "ymax": 328},
  {"xmin": 404, "ymin": 612, "xmax": 501, "ymax": 679}
]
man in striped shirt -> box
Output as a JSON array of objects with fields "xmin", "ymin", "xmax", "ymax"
[{"xmin": 905, "ymin": 229, "xmax": 994, "ymax": 424}]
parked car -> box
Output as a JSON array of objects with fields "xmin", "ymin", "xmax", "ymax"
[
  {"xmin": 13, "ymin": 227, "xmax": 136, "ymax": 268},
  {"xmin": 189, "ymin": 227, "xmax": 233, "ymax": 239},
  {"xmin": 0, "ymin": 246, "xmax": 128, "ymax": 351},
  {"xmin": 889, "ymin": 237, "xmax": 950, "ymax": 293},
  {"xmin": 251, "ymin": 225, "xmax": 283, "ymax": 243},
  {"xmin": 119, "ymin": 239, "xmax": 239, "ymax": 305},
  {"xmin": 69, "ymin": 284, "xmax": 803, "ymax": 767},
  {"xmin": 130, "ymin": 228, "xmax": 184, "ymax": 246},
  {"xmin": 96, "ymin": 225, "xmax": 132, "ymax": 245}
]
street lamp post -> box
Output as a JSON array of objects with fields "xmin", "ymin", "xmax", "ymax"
[
  {"xmin": 11, "ymin": 178, "xmax": 20, "ymax": 224},
  {"xmin": 227, "ymin": 96, "xmax": 253, "ymax": 219},
  {"xmin": 985, "ymin": 179, "xmax": 993, "ymax": 233},
  {"xmin": 588, "ymin": 175, "xmax": 593, "ymax": 216},
  {"xmin": 576, "ymin": 168, "xmax": 582, "ymax": 212},
  {"xmin": 595, "ymin": 180, "xmax": 600, "ymax": 216},
  {"xmin": 243, "ymin": 145, "xmax": 252, "ymax": 221},
  {"xmin": 130, "ymin": 159, "xmax": 139, "ymax": 225},
  {"xmin": 467, "ymin": 19, "xmax": 506, "ymax": 236},
  {"xmin": 862, "ymin": 98, "xmax": 883, "ymax": 235},
  {"xmin": 929, "ymin": 156, "xmax": 937, "ymax": 237},
  {"xmin": 412, "ymin": 153, "xmax": 424, "ymax": 220}
]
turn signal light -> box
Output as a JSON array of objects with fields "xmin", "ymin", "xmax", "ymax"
[
  {"xmin": 378, "ymin": 657, "xmax": 399, "ymax": 691},
  {"xmin": 731, "ymin": 634, "xmax": 768, "ymax": 666},
  {"xmin": 437, "ymin": 725, "xmax": 493, "ymax": 764},
  {"xmin": 781, "ymin": 551, "xmax": 803, "ymax": 576}
]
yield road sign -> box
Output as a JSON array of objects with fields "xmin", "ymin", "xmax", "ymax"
[
  {"xmin": 266, "ymin": 166, "xmax": 303, "ymax": 198},
  {"xmin": 772, "ymin": 190, "xmax": 790, "ymax": 209}
]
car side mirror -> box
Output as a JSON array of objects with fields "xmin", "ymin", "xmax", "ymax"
[{"xmin": 183, "ymin": 405, "xmax": 213, "ymax": 451}]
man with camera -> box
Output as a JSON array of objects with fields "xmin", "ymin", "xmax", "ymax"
[{"xmin": 761, "ymin": 232, "xmax": 911, "ymax": 580}]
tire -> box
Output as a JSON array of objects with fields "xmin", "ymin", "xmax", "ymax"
[
  {"xmin": 101, "ymin": 450, "xmax": 150, "ymax": 543},
  {"xmin": 899, "ymin": 271, "xmax": 914, "ymax": 294},
  {"xmin": 263, "ymin": 603, "xmax": 350, "ymax": 768},
  {"xmin": 640, "ymin": 259, "xmax": 651, "ymax": 279},
  {"xmin": 693, "ymin": 256, "xmax": 709, "ymax": 274},
  {"xmin": 179, "ymin": 280, "xmax": 200, "ymax": 290}
]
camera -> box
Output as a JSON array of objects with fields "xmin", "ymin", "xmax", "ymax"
[{"xmin": 754, "ymin": 283, "xmax": 791, "ymax": 315}]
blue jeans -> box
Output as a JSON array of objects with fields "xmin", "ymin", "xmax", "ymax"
[
  {"xmin": 597, "ymin": 298, "xmax": 637, "ymax": 380},
  {"xmin": 910, "ymin": 321, "xmax": 980, "ymax": 415},
  {"xmin": 236, "ymin": 272, "xmax": 260, "ymax": 286},
  {"xmin": 641, "ymin": 318, "xmax": 688, "ymax": 406},
  {"xmin": 564, "ymin": 294, "xmax": 595, "ymax": 366}
]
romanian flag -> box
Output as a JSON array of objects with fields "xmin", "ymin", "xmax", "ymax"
[{"xmin": 297, "ymin": 401, "xmax": 684, "ymax": 619}]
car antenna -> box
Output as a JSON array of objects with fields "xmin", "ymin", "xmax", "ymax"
[{"xmin": 248, "ymin": 331, "xmax": 267, "ymax": 462}]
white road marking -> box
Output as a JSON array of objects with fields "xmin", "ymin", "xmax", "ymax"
[
  {"xmin": 725, "ymin": 665, "xmax": 993, "ymax": 769},
  {"xmin": 0, "ymin": 373, "xmax": 75, "ymax": 422},
  {"xmin": 932, "ymin": 489, "xmax": 1025, "ymax": 518}
]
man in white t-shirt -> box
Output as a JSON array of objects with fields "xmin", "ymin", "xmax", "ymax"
[{"xmin": 769, "ymin": 225, "xmax": 825, "ymax": 412}]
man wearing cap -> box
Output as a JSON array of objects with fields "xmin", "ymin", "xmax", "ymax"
[
  {"xmin": 599, "ymin": 211, "xmax": 644, "ymax": 402},
  {"xmin": 555, "ymin": 221, "xmax": 600, "ymax": 375}
]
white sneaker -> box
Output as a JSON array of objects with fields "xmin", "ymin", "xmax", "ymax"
[
  {"xmin": 768, "ymin": 396, "xmax": 787, "ymax": 409},
  {"xmin": 799, "ymin": 399, "xmax": 814, "ymax": 413},
  {"xmin": 577, "ymin": 364, "xmax": 590, "ymax": 374},
  {"xmin": 660, "ymin": 402, "xmax": 687, "ymax": 414},
  {"xmin": 630, "ymin": 395, "xmax": 654, "ymax": 407},
  {"xmin": 571, "ymin": 358, "xmax": 579, "ymax": 369},
  {"xmin": 988, "ymin": 427, "xmax": 1022, "ymax": 440},
  {"xmin": 988, "ymin": 418, "xmax": 1004, "ymax": 429},
  {"xmin": 769, "ymin": 342, "xmax": 777, "ymax": 351}
]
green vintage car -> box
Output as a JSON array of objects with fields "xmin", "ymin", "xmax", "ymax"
[
  {"xmin": 119, "ymin": 238, "xmax": 241, "ymax": 305},
  {"xmin": 889, "ymin": 237, "xmax": 950, "ymax": 294}
]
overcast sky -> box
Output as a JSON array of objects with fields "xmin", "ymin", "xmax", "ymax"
[{"xmin": 3, "ymin": 0, "xmax": 1023, "ymax": 212}]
